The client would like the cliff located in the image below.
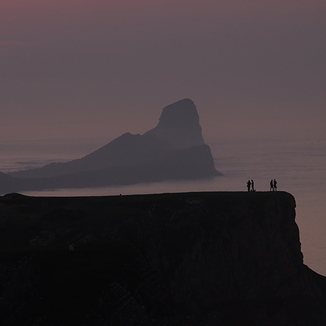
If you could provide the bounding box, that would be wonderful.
[3,99,220,193]
[144,98,205,149]
[0,191,325,325]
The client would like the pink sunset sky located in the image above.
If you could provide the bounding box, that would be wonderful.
[1,0,326,143]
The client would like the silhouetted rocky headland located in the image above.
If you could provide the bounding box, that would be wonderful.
[0,191,325,325]
[1,99,220,194]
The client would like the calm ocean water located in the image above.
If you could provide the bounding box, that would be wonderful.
[1,137,326,276]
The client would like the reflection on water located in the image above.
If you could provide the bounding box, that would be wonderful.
[1,137,326,276]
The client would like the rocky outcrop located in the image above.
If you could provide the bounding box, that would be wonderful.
[0,191,325,325]
[2,99,220,193]
[0,173,16,193]
[144,98,205,149]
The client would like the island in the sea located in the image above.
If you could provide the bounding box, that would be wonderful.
[0,99,220,194]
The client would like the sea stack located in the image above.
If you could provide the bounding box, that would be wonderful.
[3,99,221,193]
[145,98,205,149]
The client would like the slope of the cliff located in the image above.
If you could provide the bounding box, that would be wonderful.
[0,172,17,194]
[0,191,325,325]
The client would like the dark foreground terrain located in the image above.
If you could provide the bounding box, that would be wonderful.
[0,191,325,325]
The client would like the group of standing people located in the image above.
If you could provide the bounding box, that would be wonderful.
[270,179,277,191]
[246,179,278,191]
[246,180,255,192]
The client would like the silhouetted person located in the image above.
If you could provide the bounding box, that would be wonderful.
[270,179,274,191]
[251,180,255,191]
[273,179,277,191]
[247,180,251,192]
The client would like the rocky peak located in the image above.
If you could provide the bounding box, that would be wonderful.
[145,98,205,149]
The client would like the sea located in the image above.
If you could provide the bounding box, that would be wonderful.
[1,137,326,276]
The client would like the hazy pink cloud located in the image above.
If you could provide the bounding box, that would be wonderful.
[2,0,325,19]
[0,41,32,47]
[0,0,325,142]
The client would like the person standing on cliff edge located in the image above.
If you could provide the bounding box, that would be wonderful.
[273,179,277,191]
[270,179,274,191]
[247,180,251,192]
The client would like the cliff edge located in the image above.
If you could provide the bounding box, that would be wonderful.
[0,191,325,325]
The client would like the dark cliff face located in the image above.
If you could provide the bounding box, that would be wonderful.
[0,191,325,325]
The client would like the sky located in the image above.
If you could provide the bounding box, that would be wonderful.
[1,0,326,145]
